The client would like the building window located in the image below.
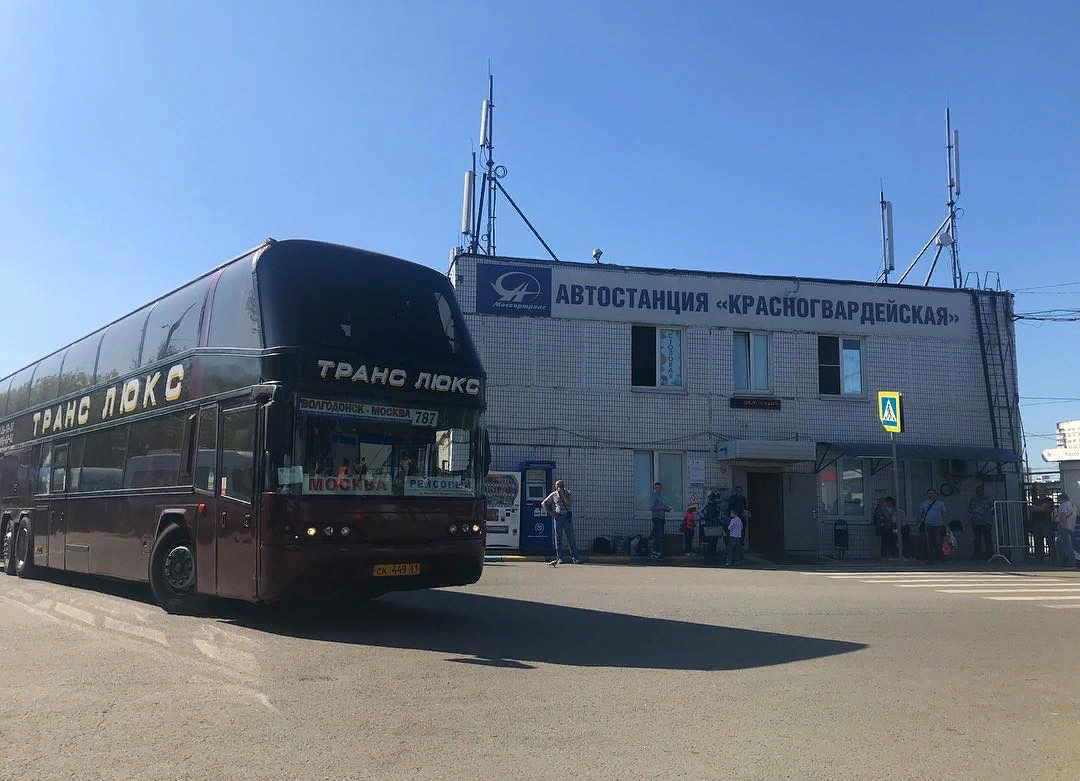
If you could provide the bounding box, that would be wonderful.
[817,457,865,518]
[818,336,862,395]
[733,332,769,391]
[631,325,683,388]
[633,451,684,517]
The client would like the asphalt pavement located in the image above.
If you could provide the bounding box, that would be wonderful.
[1,561,1078,780]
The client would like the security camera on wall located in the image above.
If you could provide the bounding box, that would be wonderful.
[592,248,603,263]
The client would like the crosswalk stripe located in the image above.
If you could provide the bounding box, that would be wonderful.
[891,581,1074,588]
[985,595,1080,601]
[827,573,1019,579]
[937,588,1080,594]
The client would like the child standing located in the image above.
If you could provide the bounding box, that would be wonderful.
[725,507,744,567]
[682,503,699,557]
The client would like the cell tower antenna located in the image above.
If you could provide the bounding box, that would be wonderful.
[895,108,963,287]
[878,187,895,283]
[456,73,558,261]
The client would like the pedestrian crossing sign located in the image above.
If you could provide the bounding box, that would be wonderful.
[877,391,903,433]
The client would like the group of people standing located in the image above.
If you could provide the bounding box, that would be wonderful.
[1028,491,1078,567]
[874,485,993,563]
[541,479,750,566]
[874,483,1079,566]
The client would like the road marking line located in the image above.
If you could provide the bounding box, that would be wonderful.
[937,588,1080,594]
[985,595,1080,601]
[889,581,1073,588]
[193,638,258,677]
[102,616,169,646]
[53,602,96,625]
[827,573,1019,579]
[1041,604,1080,608]
[0,595,95,635]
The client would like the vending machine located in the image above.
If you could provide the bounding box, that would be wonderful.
[484,471,522,550]
[520,461,555,554]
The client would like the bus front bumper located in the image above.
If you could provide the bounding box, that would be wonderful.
[257,539,485,603]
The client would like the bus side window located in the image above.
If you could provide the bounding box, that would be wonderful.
[195,406,217,494]
[178,412,198,487]
[67,437,85,492]
[222,407,256,504]
[34,445,51,496]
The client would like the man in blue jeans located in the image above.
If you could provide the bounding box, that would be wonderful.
[543,480,580,565]
[650,482,673,561]
[920,489,947,564]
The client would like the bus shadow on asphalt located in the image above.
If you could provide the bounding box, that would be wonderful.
[219,590,867,671]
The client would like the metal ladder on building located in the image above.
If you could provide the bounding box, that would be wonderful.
[971,290,1026,501]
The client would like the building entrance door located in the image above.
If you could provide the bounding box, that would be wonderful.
[747,473,784,553]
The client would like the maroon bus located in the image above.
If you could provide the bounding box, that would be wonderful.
[0,239,489,612]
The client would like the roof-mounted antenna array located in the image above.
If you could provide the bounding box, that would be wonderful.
[458,73,558,261]
[878,188,895,283]
[894,108,963,287]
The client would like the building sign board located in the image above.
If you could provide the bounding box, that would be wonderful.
[474,261,973,339]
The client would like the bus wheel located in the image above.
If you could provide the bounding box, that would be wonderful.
[149,523,199,614]
[2,518,17,575]
[13,518,36,579]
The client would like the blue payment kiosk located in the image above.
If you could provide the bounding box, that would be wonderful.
[520,461,555,554]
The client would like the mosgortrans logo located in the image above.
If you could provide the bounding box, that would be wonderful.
[476,262,552,317]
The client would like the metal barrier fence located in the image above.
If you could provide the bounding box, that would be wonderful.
[991,500,1026,566]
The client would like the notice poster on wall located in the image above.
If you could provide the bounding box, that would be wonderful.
[688,456,705,485]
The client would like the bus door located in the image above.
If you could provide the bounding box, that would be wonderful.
[44,442,69,569]
[213,401,260,600]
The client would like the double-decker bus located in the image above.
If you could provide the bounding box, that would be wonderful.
[0,239,489,612]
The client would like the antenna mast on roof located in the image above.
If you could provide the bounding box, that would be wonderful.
[878,187,895,283]
[458,73,558,261]
[895,108,963,287]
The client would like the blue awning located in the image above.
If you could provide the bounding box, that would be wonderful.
[818,442,1020,470]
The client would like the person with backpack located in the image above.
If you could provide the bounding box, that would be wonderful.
[543,480,580,566]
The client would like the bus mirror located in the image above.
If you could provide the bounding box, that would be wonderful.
[250,383,277,404]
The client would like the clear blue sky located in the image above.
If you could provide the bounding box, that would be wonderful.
[2,1,1077,466]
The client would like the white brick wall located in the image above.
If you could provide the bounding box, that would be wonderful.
[452,254,1021,554]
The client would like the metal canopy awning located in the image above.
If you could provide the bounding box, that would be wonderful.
[716,439,817,462]
[816,442,1020,472]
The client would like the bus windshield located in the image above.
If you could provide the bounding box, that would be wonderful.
[279,396,483,499]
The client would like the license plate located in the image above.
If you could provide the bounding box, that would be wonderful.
[373,563,422,577]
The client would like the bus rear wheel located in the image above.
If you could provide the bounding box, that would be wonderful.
[149,523,200,614]
[13,518,36,579]
[2,518,17,576]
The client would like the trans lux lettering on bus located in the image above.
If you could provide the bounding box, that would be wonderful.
[31,364,184,438]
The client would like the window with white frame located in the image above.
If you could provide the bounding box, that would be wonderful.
[733,331,769,392]
[818,336,862,395]
[631,325,684,388]
[633,451,684,517]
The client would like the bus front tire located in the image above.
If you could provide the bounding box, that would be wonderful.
[149,523,200,614]
[13,518,35,579]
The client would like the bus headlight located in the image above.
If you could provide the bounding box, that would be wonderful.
[449,524,458,535]
[306,527,318,538]
[323,525,334,537]
[340,525,351,538]
[471,524,481,534]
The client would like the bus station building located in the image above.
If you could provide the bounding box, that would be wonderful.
[450,252,1024,560]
